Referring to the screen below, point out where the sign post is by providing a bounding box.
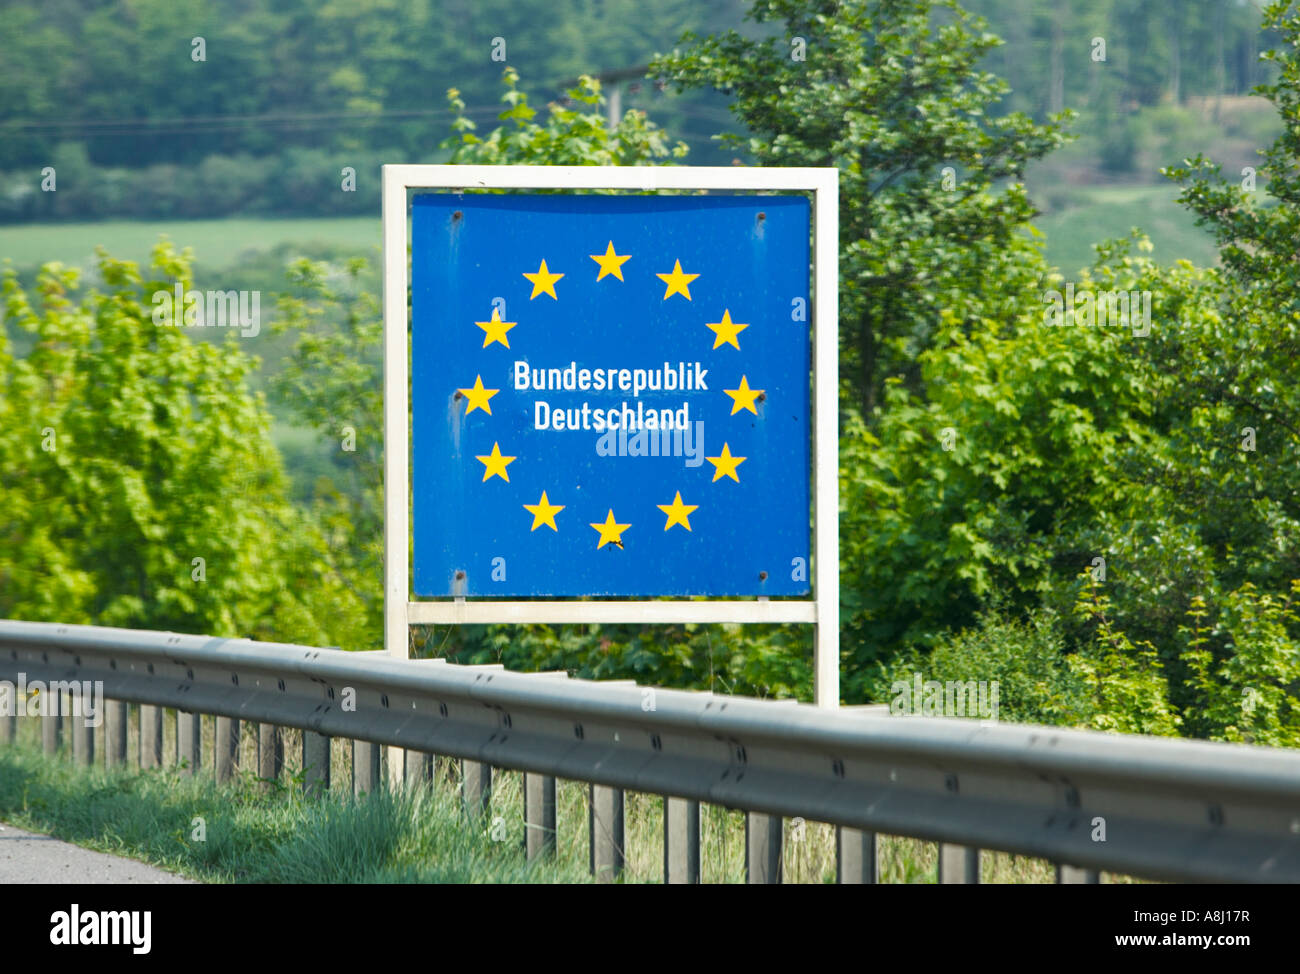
[382,165,838,715]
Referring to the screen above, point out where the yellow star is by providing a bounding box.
[475,442,516,482]
[589,509,630,549]
[706,443,746,483]
[705,309,749,350]
[457,375,499,415]
[724,375,764,415]
[475,307,517,349]
[523,491,564,532]
[589,241,631,282]
[523,259,564,300]
[657,491,698,532]
[656,259,699,301]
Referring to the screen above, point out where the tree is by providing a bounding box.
[441,67,687,167]
[652,0,1071,419]
[0,243,369,650]
[1160,0,1300,622]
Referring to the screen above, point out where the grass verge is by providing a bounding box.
[0,742,590,884]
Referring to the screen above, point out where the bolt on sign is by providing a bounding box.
[383,166,839,705]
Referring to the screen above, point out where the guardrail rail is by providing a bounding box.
[1,620,1298,883]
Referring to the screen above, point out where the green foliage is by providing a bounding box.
[443,68,688,167]
[835,81,1300,722]
[0,150,387,224]
[269,255,384,642]
[1181,584,1300,747]
[454,620,809,699]
[870,573,1299,744]
[1162,4,1300,554]
[870,602,1090,727]
[0,242,368,649]
[0,0,748,171]
[1069,572,1181,736]
[837,228,1181,676]
[1098,112,1139,173]
[964,0,1275,118]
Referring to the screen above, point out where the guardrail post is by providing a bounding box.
[104,701,127,767]
[162,708,175,767]
[745,812,783,884]
[42,711,61,756]
[461,760,491,819]
[139,704,162,768]
[353,740,380,797]
[523,772,556,860]
[214,716,239,783]
[663,797,700,884]
[70,704,92,767]
[938,844,980,883]
[1056,864,1100,884]
[589,784,624,883]
[177,711,201,774]
[257,723,282,790]
[302,730,330,797]
[404,749,433,788]
[836,827,878,884]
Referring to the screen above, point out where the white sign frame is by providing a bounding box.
[382,164,839,706]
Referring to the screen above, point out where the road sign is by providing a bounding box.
[383,165,838,708]
[410,193,811,597]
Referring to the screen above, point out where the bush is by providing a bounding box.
[1182,583,1300,747]
[868,601,1091,726]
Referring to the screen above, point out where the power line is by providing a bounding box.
[0,64,700,137]
[0,78,731,145]
[0,105,504,136]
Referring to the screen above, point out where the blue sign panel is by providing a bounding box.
[410,192,811,597]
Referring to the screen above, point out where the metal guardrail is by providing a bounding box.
[1,619,1298,883]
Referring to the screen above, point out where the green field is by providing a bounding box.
[0,217,380,273]
[1035,184,1220,275]
[0,194,1219,283]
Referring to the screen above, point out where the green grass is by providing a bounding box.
[0,217,379,274]
[0,741,590,884]
[1035,184,1220,276]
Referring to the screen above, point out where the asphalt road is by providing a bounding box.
[0,822,192,884]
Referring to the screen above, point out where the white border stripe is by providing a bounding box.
[381,164,833,192]
[408,600,819,626]
[382,166,410,663]
[812,171,839,707]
